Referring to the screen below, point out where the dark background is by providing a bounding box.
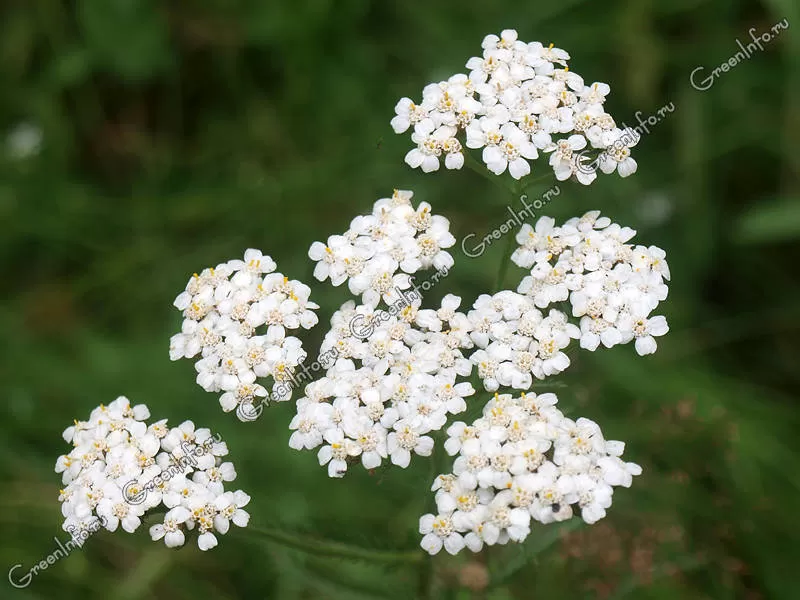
[2,1,799,598]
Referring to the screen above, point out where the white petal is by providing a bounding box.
[420,533,443,555]
[647,315,669,337]
[635,336,657,356]
[444,534,465,555]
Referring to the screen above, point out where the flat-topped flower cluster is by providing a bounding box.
[467,291,580,390]
[308,189,456,307]
[290,293,478,477]
[419,392,641,555]
[511,211,670,355]
[170,249,319,420]
[56,397,250,551]
[392,29,638,183]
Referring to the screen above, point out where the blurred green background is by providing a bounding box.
[2,0,799,598]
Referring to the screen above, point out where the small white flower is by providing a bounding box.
[405,122,451,173]
[391,97,432,134]
[597,127,639,177]
[419,514,465,555]
[318,429,361,478]
[482,123,538,179]
[150,507,191,548]
[619,313,669,356]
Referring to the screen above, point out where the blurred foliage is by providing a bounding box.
[2,0,799,598]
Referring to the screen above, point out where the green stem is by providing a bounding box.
[463,151,513,195]
[494,230,517,291]
[521,172,557,189]
[417,437,449,598]
[517,175,559,207]
[494,173,557,290]
[417,554,434,599]
[493,180,524,290]
[239,525,424,564]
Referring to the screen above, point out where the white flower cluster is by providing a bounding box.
[169,249,319,420]
[308,190,456,307]
[419,392,641,555]
[467,291,580,391]
[391,29,638,183]
[289,294,477,477]
[511,211,670,355]
[56,397,250,551]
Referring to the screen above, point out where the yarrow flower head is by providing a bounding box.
[170,249,319,420]
[308,190,456,307]
[56,397,250,551]
[467,290,580,390]
[511,211,670,355]
[392,29,637,183]
[290,294,476,477]
[418,391,641,555]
